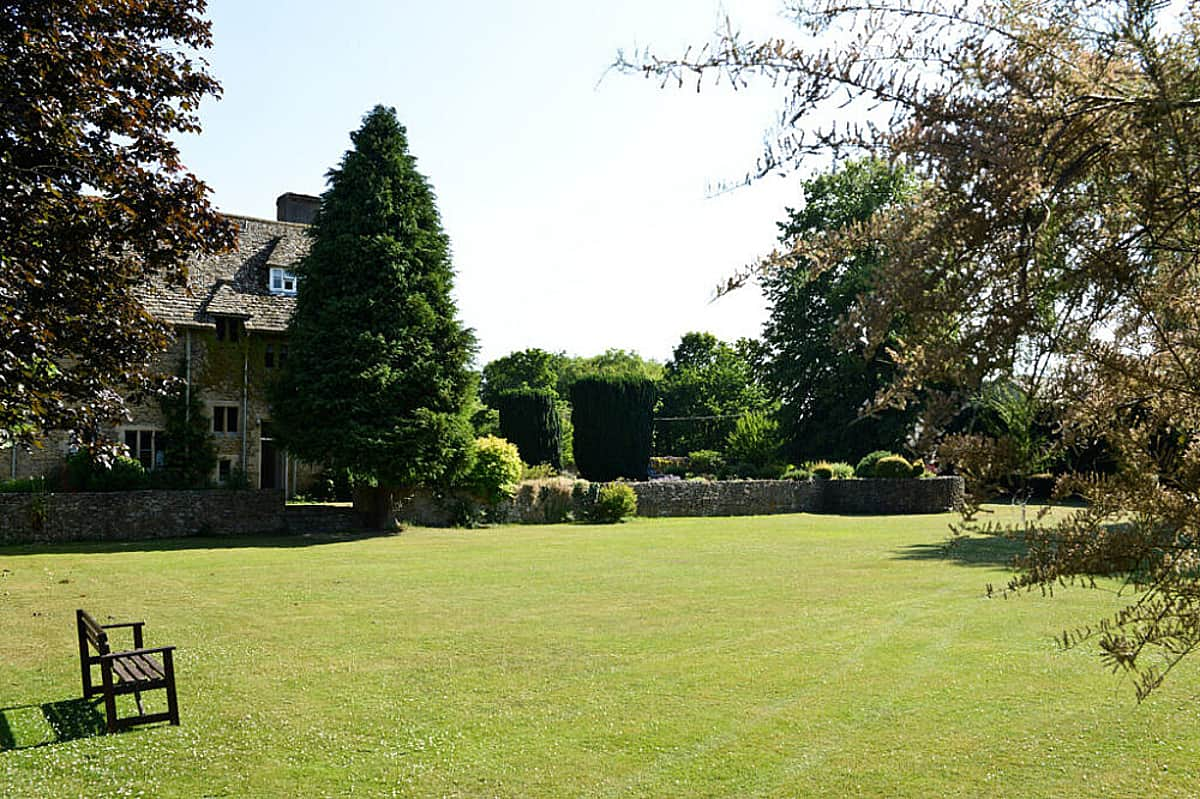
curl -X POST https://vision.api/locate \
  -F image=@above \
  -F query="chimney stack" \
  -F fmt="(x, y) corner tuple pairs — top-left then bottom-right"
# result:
(276, 192), (320, 224)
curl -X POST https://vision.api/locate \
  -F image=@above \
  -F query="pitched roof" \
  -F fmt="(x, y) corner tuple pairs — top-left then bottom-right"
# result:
(137, 214), (308, 333)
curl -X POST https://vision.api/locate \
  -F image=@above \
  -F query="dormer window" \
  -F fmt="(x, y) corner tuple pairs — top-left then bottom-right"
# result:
(270, 267), (298, 295)
(214, 316), (242, 342)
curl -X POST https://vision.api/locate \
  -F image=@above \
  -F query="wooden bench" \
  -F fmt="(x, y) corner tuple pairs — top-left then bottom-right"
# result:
(76, 609), (179, 732)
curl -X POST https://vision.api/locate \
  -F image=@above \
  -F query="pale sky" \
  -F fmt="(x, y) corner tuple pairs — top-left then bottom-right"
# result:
(178, 0), (807, 366)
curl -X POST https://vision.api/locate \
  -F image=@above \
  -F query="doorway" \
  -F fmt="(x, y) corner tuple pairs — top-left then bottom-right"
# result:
(260, 423), (285, 490)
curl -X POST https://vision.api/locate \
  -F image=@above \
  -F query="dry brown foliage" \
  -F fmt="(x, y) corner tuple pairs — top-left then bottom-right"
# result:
(622, 0), (1200, 697)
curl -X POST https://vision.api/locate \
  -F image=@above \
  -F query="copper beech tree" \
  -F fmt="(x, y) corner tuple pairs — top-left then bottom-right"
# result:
(623, 0), (1200, 698)
(0, 1), (232, 454)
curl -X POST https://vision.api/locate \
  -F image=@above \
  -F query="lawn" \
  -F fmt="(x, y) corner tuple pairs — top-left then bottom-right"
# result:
(2, 509), (1198, 797)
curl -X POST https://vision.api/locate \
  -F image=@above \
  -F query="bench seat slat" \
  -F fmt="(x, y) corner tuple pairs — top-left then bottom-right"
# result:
(111, 653), (165, 684)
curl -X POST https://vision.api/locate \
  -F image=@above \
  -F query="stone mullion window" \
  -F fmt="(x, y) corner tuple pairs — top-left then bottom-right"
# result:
(212, 406), (240, 435)
(123, 429), (164, 470)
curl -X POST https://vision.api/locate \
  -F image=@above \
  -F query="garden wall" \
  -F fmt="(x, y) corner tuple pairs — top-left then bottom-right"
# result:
(0, 490), (287, 545)
(388, 476), (965, 527)
(630, 479), (824, 517)
(282, 504), (368, 535)
(630, 476), (963, 518)
(821, 476), (965, 515)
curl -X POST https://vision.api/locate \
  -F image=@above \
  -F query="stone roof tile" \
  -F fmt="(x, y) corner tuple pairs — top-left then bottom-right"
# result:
(138, 214), (308, 333)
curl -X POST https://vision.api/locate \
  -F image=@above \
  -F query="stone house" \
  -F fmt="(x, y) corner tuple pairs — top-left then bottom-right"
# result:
(3, 193), (323, 495)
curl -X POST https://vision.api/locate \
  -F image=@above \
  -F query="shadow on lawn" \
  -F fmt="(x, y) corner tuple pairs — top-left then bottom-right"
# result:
(0, 529), (398, 557)
(0, 699), (106, 751)
(894, 534), (1027, 569)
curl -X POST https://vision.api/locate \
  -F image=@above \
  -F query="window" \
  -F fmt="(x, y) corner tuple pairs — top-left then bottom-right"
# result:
(269, 267), (298, 295)
(214, 316), (241, 343)
(212, 405), (239, 435)
(265, 344), (275, 369)
(123, 429), (164, 470)
(279, 344), (288, 366)
(218, 458), (232, 484)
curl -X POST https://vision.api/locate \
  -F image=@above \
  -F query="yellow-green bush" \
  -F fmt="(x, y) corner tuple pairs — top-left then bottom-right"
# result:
(587, 482), (638, 523)
(810, 461), (854, 480)
(465, 435), (524, 505)
(874, 455), (915, 478)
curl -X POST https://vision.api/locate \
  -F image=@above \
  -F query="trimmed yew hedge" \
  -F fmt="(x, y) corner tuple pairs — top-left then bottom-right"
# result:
(570, 376), (657, 481)
(495, 388), (562, 468)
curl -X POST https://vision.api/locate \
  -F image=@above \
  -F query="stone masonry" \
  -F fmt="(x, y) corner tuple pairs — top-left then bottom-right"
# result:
(0, 490), (287, 545)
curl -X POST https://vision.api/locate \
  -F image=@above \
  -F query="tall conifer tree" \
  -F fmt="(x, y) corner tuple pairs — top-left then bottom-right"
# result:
(272, 106), (476, 487)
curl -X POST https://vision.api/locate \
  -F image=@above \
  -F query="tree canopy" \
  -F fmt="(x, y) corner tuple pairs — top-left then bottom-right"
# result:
(655, 331), (770, 456)
(480, 348), (566, 406)
(481, 347), (662, 403)
(762, 159), (920, 463)
(624, 0), (1200, 697)
(271, 106), (476, 487)
(0, 1), (232, 452)
(556, 349), (663, 395)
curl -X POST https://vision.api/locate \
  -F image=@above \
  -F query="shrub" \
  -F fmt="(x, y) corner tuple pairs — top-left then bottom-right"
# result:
(832, 463), (855, 479)
(62, 451), (149, 491)
(512, 477), (576, 523)
(495, 388), (562, 469)
(471, 404), (500, 437)
(873, 455), (915, 478)
(910, 460), (927, 478)
(725, 411), (781, 468)
(145, 467), (191, 490)
(588, 482), (638, 523)
(521, 462), (557, 481)
(221, 466), (250, 490)
(855, 450), (898, 478)
(306, 468), (355, 502)
(650, 456), (688, 477)
(62, 450), (93, 491)
(464, 435), (524, 505)
(98, 456), (148, 491)
(730, 461), (759, 479)
(811, 461), (854, 480)
(687, 450), (724, 476)
(782, 464), (813, 480)
(0, 476), (48, 493)
(1027, 472), (1057, 500)
(753, 462), (788, 479)
(571, 376), (657, 481)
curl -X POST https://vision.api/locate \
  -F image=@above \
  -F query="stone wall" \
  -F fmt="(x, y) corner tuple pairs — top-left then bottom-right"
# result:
(384, 476), (964, 527)
(282, 504), (367, 535)
(0, 490), (286, 545)
(629, 476), (962, 518)
(822, 476), (965, 515)
(629, 479), (824, 517)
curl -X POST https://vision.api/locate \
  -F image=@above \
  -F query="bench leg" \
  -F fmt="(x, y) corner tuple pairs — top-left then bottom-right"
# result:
(163, 649), (179, 726)
(77, 610), (93, 699)
(100, 662), (118, 733)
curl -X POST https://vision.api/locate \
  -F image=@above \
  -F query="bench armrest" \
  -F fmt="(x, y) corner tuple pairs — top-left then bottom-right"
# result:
(99, 645), (176, 662)
(101, 621), (147, 649)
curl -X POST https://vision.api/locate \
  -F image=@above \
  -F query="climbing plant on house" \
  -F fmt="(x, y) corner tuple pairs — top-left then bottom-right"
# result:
(158, 359), (217, 488)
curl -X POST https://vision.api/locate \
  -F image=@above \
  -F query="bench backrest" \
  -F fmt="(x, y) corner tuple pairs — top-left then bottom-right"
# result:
(77, 609), (110, 658)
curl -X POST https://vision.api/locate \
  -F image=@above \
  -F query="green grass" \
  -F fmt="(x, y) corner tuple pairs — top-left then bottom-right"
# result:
(2, 509), (1198, 797)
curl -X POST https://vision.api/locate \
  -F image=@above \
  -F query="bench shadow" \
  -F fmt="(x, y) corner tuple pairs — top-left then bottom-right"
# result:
(0, 529), (396, 557)
(894, 534), (1027, 569)
(0, 698), (106, 751)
